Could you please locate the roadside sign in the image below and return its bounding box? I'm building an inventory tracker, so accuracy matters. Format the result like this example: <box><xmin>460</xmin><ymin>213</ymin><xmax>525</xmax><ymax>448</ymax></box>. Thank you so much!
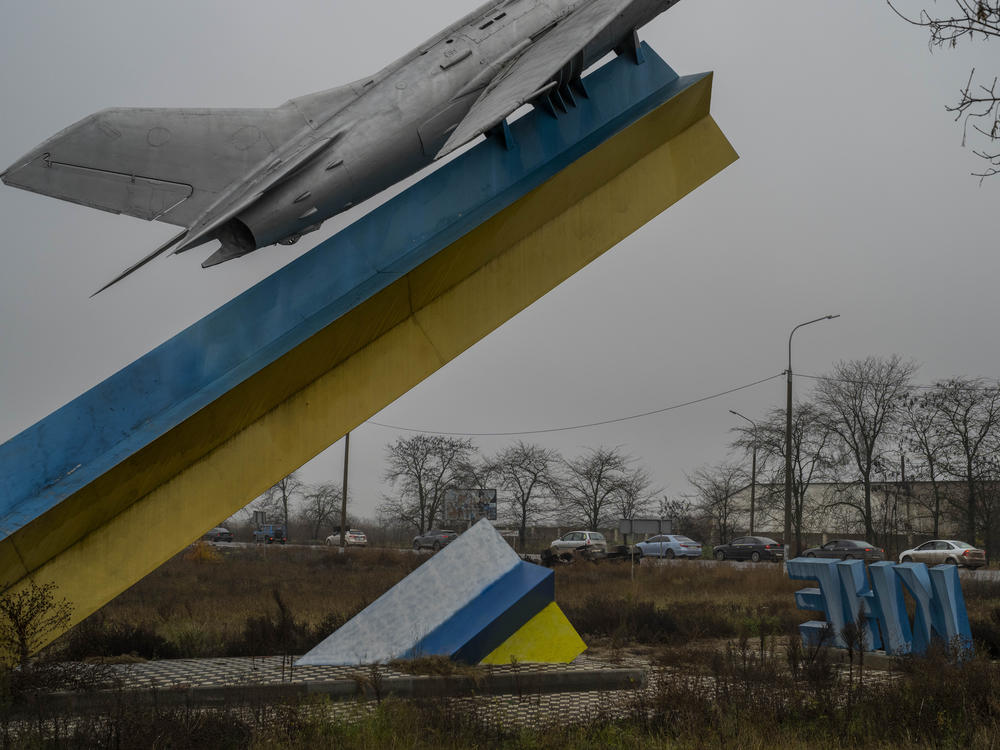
<box><xmin>444</xmin><ymin>489</ymin><xmax>497</xmax><ymax>523</ymax></box>
<box><xmin>618</xmin><ymin>518</ymin><xmax>672</xmax><ymax>536</ymax></box>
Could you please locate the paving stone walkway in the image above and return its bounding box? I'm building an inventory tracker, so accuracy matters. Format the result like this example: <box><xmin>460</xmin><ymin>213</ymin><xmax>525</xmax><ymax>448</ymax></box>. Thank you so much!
<box><xmin>107</xmin><ymin>651</ymin><xmax>645</xmax><ymax>690</ymax></box>
<box><xmin>95</xmin><ymin>651</ymin><xmax>655</xmax><ymax>729</ymax></box>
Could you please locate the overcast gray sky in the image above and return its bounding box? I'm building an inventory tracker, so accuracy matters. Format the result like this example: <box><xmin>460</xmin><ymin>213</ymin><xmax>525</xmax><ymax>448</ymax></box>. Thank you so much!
<box><xmin>1</xmin><ymin>0</ymin><xmax>997</xmax><ymax>523</ymax></box>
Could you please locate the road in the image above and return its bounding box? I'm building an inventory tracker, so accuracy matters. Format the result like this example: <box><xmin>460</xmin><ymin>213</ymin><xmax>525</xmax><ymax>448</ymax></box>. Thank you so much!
<box><xmin>203</xmin><ymin>541</ymin><xmax>1000</xmax><ymax>580</ymax></box>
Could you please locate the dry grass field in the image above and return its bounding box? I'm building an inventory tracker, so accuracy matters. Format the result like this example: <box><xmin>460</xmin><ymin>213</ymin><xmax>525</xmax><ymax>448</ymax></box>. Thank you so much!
<box><xmin>47</xmin><ymin>544</ymin><xmax>1000</xmax><ymax>662</ymax></box>
<box><xmin>2</xmin><ymin>545</ymin><xmax>998</xmax><ymax>747</ymax></box>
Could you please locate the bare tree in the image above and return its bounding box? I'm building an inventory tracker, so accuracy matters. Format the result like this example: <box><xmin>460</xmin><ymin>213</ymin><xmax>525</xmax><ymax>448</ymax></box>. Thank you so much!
<box><xmin>887</xmin><ymin>0</ymin><xmax>1000</xmax><ymax>178</ymax></box>
<box><xmin>870</xmin><ymin>447</ymin><xmax>911</xmax><ymax>551</ymax></box>
<box><xmin>659</xmin><ymin>495</ymin><xmax>712</xmax><ymax>542</ymax></box>
<box><xmin>453</xmin><ymin>454</ymin><xmax>501</xmax><ymax>492</ymax></box>
<box><xmin>687</xmin><ymin>463</ymin><xmax>747</xmax><ymax>545</ymax></box>
<box><xmin>560</xmin><ymin>447</ymin><xmax>631</xmax><ymax>529</ymax></box>
<box><xmin>494</xmin><ymin>441</ymin><xmax>561</xmax><ymax>548</ymax></box>
<box><xmin>377</xmin><ymin>435</ymin><xmax>475</xmax><ymax>533</ymax></box>
<box><xmin>976</xmin><ymin>453</ymin><xmax>1000</xmax><ymax>556</ymax></box>
<box><xmin>300</xmin><ymin>481</ymin><xmax>345</xmax><ymax>540</ymax></box>
<box><xmin>252</xmin><ymin>472</ymin><xmax>305</xmax><ymax>528</ymax></box>
<box><xmin>731</xmin><ymin>402</ymin><xmax>837</xmax><ymax>552</ymax></box>
<box><xmin>926</xmin><ymin>377</ymin><xmax>1000</xmax><ymax>546</ymax></box>
<box><xmin>611</xmin><ymin>463</ymin><xmax>660</xmax><ymax>524</ymax></box>
<box><xmin>0</xmin><ymin>581</ymin><xmax>72</xmax><ymax>668</ymax></box>
<box><xmin>815</xmin><ymin>356</ymin><xmax>917</xmax><ymax>541</ymax></box>
<box><xmin>902</xmin><ymin>392</ymin><xmax>950</xmax><ymax>536</ymax></box>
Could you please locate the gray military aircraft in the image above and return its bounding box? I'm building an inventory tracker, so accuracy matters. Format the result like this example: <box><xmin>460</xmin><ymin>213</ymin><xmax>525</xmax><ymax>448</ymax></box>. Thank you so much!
<box><xmin>1</xmin><ymin>0</ymin><xmax>679</xmax><ymax>294</ymax></box>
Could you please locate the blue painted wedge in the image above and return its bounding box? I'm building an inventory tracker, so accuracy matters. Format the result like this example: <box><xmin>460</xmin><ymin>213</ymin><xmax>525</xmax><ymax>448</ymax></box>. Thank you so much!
<box><xmin>297</xmin><ymin>520</ymin><xmax>585</xmax><ymax>666</ymax></box>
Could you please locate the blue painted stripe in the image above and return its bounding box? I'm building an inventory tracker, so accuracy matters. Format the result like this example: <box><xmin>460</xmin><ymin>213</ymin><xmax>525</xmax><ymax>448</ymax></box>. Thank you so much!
<box><xmin>0</xmin><ymin>47</ymin><xmax>694</xmax><ymax>536</ymax></box>
<box><xmin>404</xmin><ymin>561</ymin><xmax>553</xmax><ymax>664</ymax></box>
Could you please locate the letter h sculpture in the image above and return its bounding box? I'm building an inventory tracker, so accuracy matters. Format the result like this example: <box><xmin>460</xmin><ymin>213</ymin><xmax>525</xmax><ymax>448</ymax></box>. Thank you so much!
<box><xmin>787</xmin><ymin>558</ymin><xmax>973</xmax><ymax>657</ymax></box>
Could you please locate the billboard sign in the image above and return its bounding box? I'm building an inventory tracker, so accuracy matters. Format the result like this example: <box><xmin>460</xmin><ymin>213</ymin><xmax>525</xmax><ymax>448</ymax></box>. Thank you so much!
<box><xmin>618</xmin><ymin>518</ymin><xmax>672</xmax><ymax>536</ymax></box>
<box><xmin>444</xmin><ymin>489</ymin><xmax>497</xmax><ymax>523</ymax></box>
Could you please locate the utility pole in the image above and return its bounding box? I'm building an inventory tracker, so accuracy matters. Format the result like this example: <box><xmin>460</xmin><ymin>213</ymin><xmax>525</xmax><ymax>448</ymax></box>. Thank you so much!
<box><xmin>900</xmin><ymin>446</ymin><xmax>913</xmax><ymax>547</ymax></box>
<box><xmin>785</xmin><ymin>315</ymin><xmax>840</xmax><ymax>561</ymax></box>
<box><xmin>340</xmin><ymin>432</ymin><xmax>350</xmax><ymax>551</ymax></box>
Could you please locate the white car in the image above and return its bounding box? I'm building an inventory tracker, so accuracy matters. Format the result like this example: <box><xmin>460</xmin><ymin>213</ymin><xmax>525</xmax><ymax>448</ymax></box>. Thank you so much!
<box><xmin>326</xmin><ymin>529</ymin><xmax>368</xmax><ymax>546</ymax></box>
<box><xmin>898</xmin><ymin>539</ymin><xmax>985</xmax><ymax>569</ymax></box>
<box><xmin>550</xmin><ymin>531</ymin><xmax>608</xmax><ymax>557</ymax></box>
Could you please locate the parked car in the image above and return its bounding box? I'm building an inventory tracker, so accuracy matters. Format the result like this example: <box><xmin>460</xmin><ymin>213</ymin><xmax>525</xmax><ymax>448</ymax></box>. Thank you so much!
<box><xmin>898</xmin><ymin>539</ymin><xmax>986</xmax><ymax>568</ymax></box>
<box><xmin>325</xmin><ymin>529</ymin><xmax>368</xmax><ymax>546</ymax></box>
<box><xmin>549</xmin><ymin>531</ymin><xmax>608</xmax><ymax>557</ymax></box>
<box><xmin>713</xmin><ymin>536</ymin><xmax>784</xmax><ymax>562</ymax></box>
<box><xmin>204</xmin><ymin>527</ymin><xmax>233</xmax><ymax>543</ymax></box>
<box><xmin>253</xmin><ymin>524</ymin><xmax>287</xmax><ymax>544</ymax></box>
<box><xmin>635</xmin><ymin>534</ymin><xmax>702</xmax><ymax>559</ymax></box>
<box><xmin>801</xmin><ymin>539</ymin><xmax>883</xmax><ymax>562</ymax></box>
<box><xmin>412</xmin><ymin>529</ymin><xmax>458</xmax><ymax>551</ymax></box>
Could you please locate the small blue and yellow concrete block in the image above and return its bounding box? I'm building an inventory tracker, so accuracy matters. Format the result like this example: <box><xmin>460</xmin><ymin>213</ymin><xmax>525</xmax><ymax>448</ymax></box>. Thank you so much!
<box><xmin>297</xmin><ymin>519</ymin><xmax>585</xmax><ymax>666</ymax></box>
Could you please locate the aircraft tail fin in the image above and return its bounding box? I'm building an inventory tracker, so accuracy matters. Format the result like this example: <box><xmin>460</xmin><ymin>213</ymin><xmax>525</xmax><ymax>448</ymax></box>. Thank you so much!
<box><xmin>2</xmin><ymin>106</ymin><xmax>310</xmax><ymax>229</ymax></box>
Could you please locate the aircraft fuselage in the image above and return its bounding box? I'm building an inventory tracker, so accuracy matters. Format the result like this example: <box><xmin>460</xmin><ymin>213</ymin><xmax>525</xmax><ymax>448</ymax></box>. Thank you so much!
<box><xmin>237</xmin><ymin>0</ymin><xmax>670</xmax><ymax>252</ymax></box>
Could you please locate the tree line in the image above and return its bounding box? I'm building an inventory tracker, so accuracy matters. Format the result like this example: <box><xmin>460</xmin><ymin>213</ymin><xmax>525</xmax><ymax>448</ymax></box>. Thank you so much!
<box><xmin>234</xmin><ymin>441</ymin><xmax>659</xmax><ymax>546</ymax></box>
<box><xmin>235</xmin><ymin>474</ymin><xmax>349</xmax><ymax>542</ymax></box>
<box><xmin>376</xmin><ymin>437</ymin><xmax>658</xmax><ymax>547</ymax></box>
<box><xmin>691</xmin><ymin>355</ymin><xmax>1000</xmax><ymax>556</ymax></box>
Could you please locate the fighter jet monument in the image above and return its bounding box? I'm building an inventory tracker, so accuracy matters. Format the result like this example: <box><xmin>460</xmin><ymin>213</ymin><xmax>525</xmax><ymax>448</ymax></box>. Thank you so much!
<box><xmin>2</xmin><ymin>0</ymin><xmax>681</xmax><ymax>293</ymax></box>
<box><xmin>0</xmin><ymin>0</ymin><xmax>736</xmax><ymax>654</ymax></box>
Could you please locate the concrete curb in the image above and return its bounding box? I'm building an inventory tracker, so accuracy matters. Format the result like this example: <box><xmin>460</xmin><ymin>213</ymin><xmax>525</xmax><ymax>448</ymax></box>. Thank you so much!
<box><xmin>29</xmin><ymin>667</ymin><xmax>647</xmax><ymax>714</ymax></box>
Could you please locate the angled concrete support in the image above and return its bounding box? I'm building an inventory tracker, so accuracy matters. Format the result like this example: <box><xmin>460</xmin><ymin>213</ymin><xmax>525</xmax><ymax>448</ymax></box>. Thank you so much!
<box><xmin>0</xmin><ymin>45</ymin><xmax>737</xmax><ymax>649</ymax></box>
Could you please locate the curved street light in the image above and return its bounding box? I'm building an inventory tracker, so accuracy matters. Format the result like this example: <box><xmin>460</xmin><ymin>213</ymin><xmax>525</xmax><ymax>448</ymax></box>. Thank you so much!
<box><xmin>785</xmin><ymin>315</ymin><xmax>840</xmax><ymax>560</ymax></box>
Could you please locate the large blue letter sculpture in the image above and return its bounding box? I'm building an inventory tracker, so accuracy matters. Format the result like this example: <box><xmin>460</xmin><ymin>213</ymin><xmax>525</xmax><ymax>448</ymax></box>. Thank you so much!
<box><xmin>788</xmin><ymin>558</ymin><xmax>973</xmax><ymax>656</ymax></box>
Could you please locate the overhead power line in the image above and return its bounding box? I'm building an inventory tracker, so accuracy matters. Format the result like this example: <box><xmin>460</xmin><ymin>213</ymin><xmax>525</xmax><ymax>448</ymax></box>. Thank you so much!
<box><xmin>367</xmin><ymin>372</ymin><xmax>785</xmax><ymax>437</ymax></box>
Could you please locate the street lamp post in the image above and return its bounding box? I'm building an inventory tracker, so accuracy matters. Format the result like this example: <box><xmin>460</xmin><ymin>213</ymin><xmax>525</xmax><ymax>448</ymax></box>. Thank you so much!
<box><xmin>729</xmin><ymin>409</ymin><xmax>758</xmax><ymax>535</ymax></box>
<box><xmin>785</xmin><ymin>315</ymin><xmax>840</xmax><ymax>561</ymax></box>
<box><xmin>340</xmin><ymin>431</ymin><xmax>350</xmax><ymax>552</ymax></box>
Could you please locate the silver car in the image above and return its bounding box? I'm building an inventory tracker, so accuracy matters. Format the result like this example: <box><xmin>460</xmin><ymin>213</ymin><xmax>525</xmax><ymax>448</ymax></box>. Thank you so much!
<box><xmin>635</xmin><ymin>534</ymin><xmax>702</xmax><ymax>559</ymax></box>
<box><xmin>550</xmin><ymin>531</ymin><xmax>608</xmax><ymax>557</ymax></box>
<box><xmin>412</xmin><ymin>529</ymin><xmax>457</xmax><ymax>551</ymax></box>
<box><xmin>899</xmin><ymin>539</ymin><xmax>986</xmax><ymax>569</ymax></box>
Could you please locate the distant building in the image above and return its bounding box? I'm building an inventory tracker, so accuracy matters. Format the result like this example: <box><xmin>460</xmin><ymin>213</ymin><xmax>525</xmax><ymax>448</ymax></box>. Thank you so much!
<box><xmin>727</xmin><ymin>480</ymin><xmax>992</xmax><ymax>545</ymax></box>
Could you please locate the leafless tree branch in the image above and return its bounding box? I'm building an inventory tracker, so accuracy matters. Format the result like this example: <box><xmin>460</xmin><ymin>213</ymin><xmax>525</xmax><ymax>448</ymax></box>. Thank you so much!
<box><xmin>887</xmin><ymin>1</ymin><xmax>1000</xmax><ymax>178</ymax></box>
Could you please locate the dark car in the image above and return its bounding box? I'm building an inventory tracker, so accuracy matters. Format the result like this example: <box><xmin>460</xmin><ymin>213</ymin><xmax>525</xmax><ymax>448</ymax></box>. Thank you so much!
<box><xmin>713</xmin><ymin>536</ymin><xmax>784</xmax><ymax>562</ymax></box>
<box><xmin>253</xmin><ymin>524</ymin><xmax>287</xmax><ymax>544</ymax></box>
<box><xmin>802</xmin><ymin>539</ymin><xmax>884</xmax><ymax>562</ymax></box>
<box><xmin>412</xmin><ymin>529</ymin><xmax>458</xmax><ymax>551</ymax></box>
<box><xmin>204</xmin><ymin>526</ymin><xmax>233</xmax><ymax>543</ymax></box>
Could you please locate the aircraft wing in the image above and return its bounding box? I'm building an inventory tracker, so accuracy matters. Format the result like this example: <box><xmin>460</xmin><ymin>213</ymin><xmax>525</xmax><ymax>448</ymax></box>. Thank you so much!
<box><xmin>436</xmin><ymin>0</ymin><xmax>636</xmax><ymax>158</ymax></box>
<box><xmin>84</xmin><ymin>129</ymin><xmax>343</xmax><ymax>296</ymax></box>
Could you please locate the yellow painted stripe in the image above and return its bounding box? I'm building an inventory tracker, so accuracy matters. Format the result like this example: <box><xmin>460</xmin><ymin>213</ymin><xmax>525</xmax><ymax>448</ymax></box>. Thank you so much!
<box><xmin>480</xmin><ymin>602</ymin><xmax>586</xmax><ymax>665</ymax></box>
<box><xmin>3</xmin><ymin>74</ymin><xmax>737</xmax><ymax>651</ymax></box>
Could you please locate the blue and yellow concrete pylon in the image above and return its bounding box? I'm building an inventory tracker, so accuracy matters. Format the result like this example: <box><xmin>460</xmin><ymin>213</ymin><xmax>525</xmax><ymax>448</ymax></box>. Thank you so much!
<box><xmin>0</xmin><ymin>46</ymin><xmax>737</xmax><ymax>649</ymax></box>
<box><xmin>297</xmin><ymin>520</ymin><xmax>585</xmax><ymax>666</ymax></box>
